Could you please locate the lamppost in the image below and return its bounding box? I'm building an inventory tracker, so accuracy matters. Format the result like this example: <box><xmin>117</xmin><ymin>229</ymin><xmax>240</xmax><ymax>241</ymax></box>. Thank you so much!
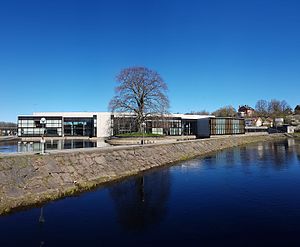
<box><xmin>40</xmin><ymin>118</ymin><xmax>46</xmax><ymax>154</ymax></box>
<box><xmin>141</xmin><ymin>122</ymin><xmax>146</xmax><ymax>145</ymax></box>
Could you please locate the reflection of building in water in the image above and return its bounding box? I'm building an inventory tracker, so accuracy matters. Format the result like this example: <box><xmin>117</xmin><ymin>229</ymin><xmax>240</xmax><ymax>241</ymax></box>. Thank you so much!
<box><xmin>205</xmin><ymin>148</ymin><xmax>243</xmax><ymax>168</ymax></box>
<box><xmin>235</xmin><ymin>140</ymin><xmax>299</xmax><ymax>171</ymax></box>
<box><xmin>260</xmin><ymin>140</ymin><xmax>295</xmax><ymax>168</ymax></box>
<box><xmin>257</xmin><ymin>144</ymin><xmax>264</xmax><ymax>159</ymax></box>
<box><xmin>288</xmin><ymin>139</ymin><xmax>295</xmax><ymax>147</ymax></box>
<box><xmin>109</xmin><ymin>170</ymin><xmax>171</xmax><ymax>232</ymax></box>
<box><xmin>16</xmin><ymin>139</ymin><xmax>109</xmax><ymax>152</ymax></box>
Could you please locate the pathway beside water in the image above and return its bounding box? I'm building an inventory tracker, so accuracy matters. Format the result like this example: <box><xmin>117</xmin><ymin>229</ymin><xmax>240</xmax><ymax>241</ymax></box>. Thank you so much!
<box><xmin>0</xmin><ymin>138</ymin><xmax>299</xmax><ymax>246</ymax></box>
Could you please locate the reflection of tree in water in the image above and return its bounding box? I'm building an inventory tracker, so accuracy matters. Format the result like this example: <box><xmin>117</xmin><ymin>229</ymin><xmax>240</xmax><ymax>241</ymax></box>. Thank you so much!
<box><xmin>109</xmin><ymin>169</ymin><xmax>171</xmax><ymax>232</ymax></box>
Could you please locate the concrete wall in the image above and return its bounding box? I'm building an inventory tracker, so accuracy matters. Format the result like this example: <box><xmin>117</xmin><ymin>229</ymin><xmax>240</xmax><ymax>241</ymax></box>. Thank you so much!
<box><xmin>96</xmin><ymin>112</ymin><xmax>111</xmax><ymax>137</ymax></box>
<box><xmin>0</xmin><ymin>134</ymin><xmax>285</xmax><ymax>214</ymax></box>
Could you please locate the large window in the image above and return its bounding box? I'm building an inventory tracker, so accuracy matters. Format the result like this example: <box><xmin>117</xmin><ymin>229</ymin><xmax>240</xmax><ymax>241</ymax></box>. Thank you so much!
<box><xmin>147</xmin><ymin>117</ymin><xmax>182</xmax><ymax>136</ymax></box>
<box><xmin>111</xmin><ymin>116</ymin><xmax>137</xmax><ymax>135</ymax></box>
<box><xmin>18</xmin><ymin>117</ymin><xmax>62</xmax><ymax>137</ymax></box>
<box><xmin>210</xmin><ymin>118</ymin><xmax>245</xmax><ymax>135</ymax></box>
<box><xmin>63</xmin><ymin>118</ymin><xmax>95</xmax><ymax>137</ymax></box>
<box><xmin>112</xmin><ymin>116</ymin><xmax>184</xmax><ymax>136</ymax></box>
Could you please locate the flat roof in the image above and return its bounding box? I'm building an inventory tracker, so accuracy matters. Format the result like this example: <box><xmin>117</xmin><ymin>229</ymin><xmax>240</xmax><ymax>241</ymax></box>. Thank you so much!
<box><xmin>171</xmin><ymin>114</ymin><xmax>214</xmax><ymax>119</ymax></box>
<box><xmin>19</xmin><ymin>112</ymin><xmax>215</xmax><ymax>119</ymax></box>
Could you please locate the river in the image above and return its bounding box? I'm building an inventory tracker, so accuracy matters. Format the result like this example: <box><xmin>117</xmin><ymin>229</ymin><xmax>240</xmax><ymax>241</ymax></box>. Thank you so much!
<box><xmin>0</xmin><ymin>139</ymin><xmax>300</xmax><ymax>246</ymax></box>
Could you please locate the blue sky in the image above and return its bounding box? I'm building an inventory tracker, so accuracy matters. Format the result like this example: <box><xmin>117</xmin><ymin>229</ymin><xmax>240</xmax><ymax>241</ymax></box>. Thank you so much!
<box><xmin>1</xmin><ymin>0</ymin><xmax>299</xmax><ymax>122</ymax></box>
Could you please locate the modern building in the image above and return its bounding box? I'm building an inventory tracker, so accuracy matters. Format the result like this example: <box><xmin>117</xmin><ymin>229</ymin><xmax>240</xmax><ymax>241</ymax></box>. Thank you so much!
<box><xmin>197</xmin><ymin>117</ymin><xmax>245</xmax><ymax>138</ymax></box>
<box><xmin>111</xmin><ymin>113</ymin><xmax>211</xmax><ymax>136</ymax></box>
<box><xmin>18</xmin><ymin>112</ymin><xmax>245</xmax><ymax>138</ymax></box>
<box><xmin>18</xmin><ymin>112</ymin><xmax>111</xmax><ymax>138</ymax></box>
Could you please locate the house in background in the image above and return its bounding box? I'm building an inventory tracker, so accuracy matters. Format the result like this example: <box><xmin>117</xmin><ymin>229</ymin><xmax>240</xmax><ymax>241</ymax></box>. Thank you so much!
<box><xmin>245</xmin><ymin>117</ymin><xmax>262</xmax><ymax>127</ymax></box>
<box><xmin>262</xmin><ymin>117</ymin><xmax>273</xmax><ymax>127</ymax></box>
<box><xmin>274</xmin><ymin>118</ymin><xmax>284</xmax><ymax>127</ymax></box>
<box><xmin>238</xmin><ymin>105</ymin><xmax>255</xmax><ymax>118</ymax></box>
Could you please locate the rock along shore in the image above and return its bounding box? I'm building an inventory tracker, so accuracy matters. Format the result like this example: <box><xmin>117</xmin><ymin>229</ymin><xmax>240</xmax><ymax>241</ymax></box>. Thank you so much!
<box><xmin>0</xmin><ymin>134</ymin><xmax>286</xmax><ymax>215</ymax></box>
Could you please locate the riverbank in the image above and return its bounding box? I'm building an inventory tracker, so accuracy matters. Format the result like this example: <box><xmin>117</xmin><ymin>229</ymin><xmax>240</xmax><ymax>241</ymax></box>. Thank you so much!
<box><xmin>291</xmin><ymin>132</ymin><xmax>300</xmax><ymax>138</ymax></box>
<box><xmin>106</xmin><ymin>135</ymin><xmax>196</xmax><ymax>145</ymax></box>
<box><xmin>0</xmin><ymin>136</ymin><xmax>20</xmax><ymax>142</ymax></box>
<box><xmin>19</xmin><ymin>136</ymin><xmax>102</xmax><ymax>141</ymax></box>
<box><xmin>0</xmin><ymin>134</ymin><xmax>286</xmax><ymax>215</ymax></box>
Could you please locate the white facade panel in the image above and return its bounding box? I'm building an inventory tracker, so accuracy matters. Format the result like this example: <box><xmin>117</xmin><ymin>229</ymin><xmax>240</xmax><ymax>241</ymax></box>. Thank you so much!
<box><xmin>96</xmin><ymin>113</ymin><xmax>112</xmax><ymax>138</ymax></box>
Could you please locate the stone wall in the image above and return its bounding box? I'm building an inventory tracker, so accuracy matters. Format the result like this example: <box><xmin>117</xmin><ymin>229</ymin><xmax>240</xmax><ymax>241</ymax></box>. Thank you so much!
<box><xmin>0</xmin><ymin>134</ymin><xmax>285</xmax><ymax>214</ymax></box>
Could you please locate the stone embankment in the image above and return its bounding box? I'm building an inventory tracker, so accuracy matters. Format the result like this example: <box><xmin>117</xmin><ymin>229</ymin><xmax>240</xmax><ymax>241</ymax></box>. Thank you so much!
<box><xmin>0</xmin><ymin>134</ymin><xmax>285</xmax><ymax>215</ymax></box>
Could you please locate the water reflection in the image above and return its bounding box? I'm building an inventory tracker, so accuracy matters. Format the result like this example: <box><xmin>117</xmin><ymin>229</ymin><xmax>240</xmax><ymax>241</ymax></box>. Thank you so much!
<box><xmin>0</xmin><ymin>139</ymin><xmax>110</xmax><ymax>153</ymax></box>
<box><xmin>109</xmin><ymin>170</ymin><xmax>171</xmax><ymax>232</ymax></box>
<box><xmin>211</xmin><ymin>139</ymin><xmax>299</xmax><ymax>171</ymax></box>
<box><xmin>38</xmin><ymin>207</ymin><xmax>46</xmax><ymax>247</ymax></box>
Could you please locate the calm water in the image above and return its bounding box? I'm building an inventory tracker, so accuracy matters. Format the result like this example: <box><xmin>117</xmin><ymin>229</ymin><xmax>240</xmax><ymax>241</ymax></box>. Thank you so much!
<box><xmin>1</xmin><ymin>139</ymin><xmax>300</xmax><ymax>246</ymax></box>
<box><xmin>0</xmin><ymin>139</ymin><xmax>109</xmax><ymax>153</ymax></box>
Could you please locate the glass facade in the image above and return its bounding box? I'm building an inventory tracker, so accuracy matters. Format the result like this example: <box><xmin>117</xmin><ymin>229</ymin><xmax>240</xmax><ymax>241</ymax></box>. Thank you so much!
<box><xmin>182</xmin><ymin>120</ymin><xmax>197</xmax><ymax>135</ymax></box>
<box><xmin>111</xmin><ymin>116</ymin><xmax>137</xmax><ymax>134</ymax></box>
<box><xmin>18</xmin><ymin>116</ymin><xmax>97</xmax><ymax>137</ymax></box>
<box><xmin>17</xmin><ymin>114</ymin><xmax>246</xmax><ymax>138</ymax></box>
<box><xmin>63</xmin><ymin>118</ymin><xmax>95</xmax><ymax>137</ymax></box>
<box><xmin>148</xmin><ymin>118</ymin><xmax>182</xmax><ymax>135</ymax></box>
<box><xmin>210</xmin><ymin>118</ymin><xmax>245</xmax><ymax>135</ymax></box>
<box><xmin>111</xmin><ymin>116</ymin><xmax>184</xmax><ymax>136</ymax></box>
<box><xmin>18</xmin><ymin>117</ymin><xmax>63</xmax><ymax>137</ymax></box>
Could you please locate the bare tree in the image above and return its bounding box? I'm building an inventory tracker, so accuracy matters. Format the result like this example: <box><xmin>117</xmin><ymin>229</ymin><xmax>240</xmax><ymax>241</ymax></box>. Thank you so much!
<box><xmin>0</xmin><ymin>122</ymin><xmax>17</xmax><ymax>127</ymax></box>
<box><xmin>295</xmin><ymin>105</ymin><xmax>300</xmax><ymax>115</ymax></box>
<box><xmin>185</xmin><ymin>110</ymin><xmax>210</xmax><ymax>115</ymax></box>
<box><xmin>268</xmin><ymin>99</ymin><xmax>292</xmax><ymax>117</ymax></box>
<box><xmin>109</xmin><ymin>67</ymin><xmax>169</xmax><ymax>132</ymax></box>
<box><xmin>280</xmin><ymin>100</ymin><xmax>292</xmax><ymax>115</ymax></box>
<box><xmin>212</xmin><ymin>105</ymin><xmax>237</xmax><ymax>117</ymax></box>
<box><xmin>255</xmin><ymin>99</ymin><xmax>268</xmax><ymax>117</ymax></box>
<box><xmin>268</xmin><ymin>99</ymin><xmax>281</xmax><ymax>116</ymax></box>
